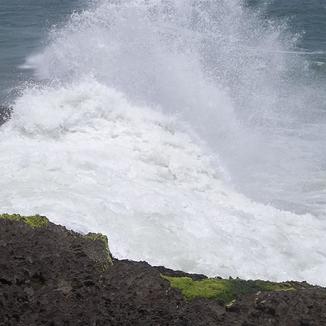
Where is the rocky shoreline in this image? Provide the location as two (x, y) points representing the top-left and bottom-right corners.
(1, 214), (326, 325)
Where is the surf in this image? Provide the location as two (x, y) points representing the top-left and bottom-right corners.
(1, 0), (326, 284)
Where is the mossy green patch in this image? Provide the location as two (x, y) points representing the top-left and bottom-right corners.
(84, 232), (113, 268)
(0, 213), (49, 228)
(162, 275), (297, 304)
(85, 233), (109, 252)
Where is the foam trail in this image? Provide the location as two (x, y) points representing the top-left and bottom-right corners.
(1, 0), (326, 283)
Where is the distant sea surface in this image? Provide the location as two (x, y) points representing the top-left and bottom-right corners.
(0, 0), (86, 102)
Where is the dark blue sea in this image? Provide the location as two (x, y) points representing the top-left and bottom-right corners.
(0, 0), (86, 101)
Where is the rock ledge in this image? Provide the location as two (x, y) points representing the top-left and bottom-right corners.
(1, 214), (325, 326)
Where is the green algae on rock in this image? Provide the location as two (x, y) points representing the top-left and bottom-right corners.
(85, 233), (110, 253)
(0, 213), (113, 269)
(162, 275), (306, 304)
(84, 232), (113, 268)
(1, 214), (326, 325)
(0, 213), (49, 228)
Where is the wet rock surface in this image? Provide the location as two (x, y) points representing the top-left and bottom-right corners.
(0, 106), (12, 126)
(1, 217), (326, 326)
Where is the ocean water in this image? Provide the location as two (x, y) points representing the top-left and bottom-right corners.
(1, 0), (326, 284)
(0, 0), (86, 101)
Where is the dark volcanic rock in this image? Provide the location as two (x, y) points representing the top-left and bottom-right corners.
(0, 217), (224, 326)
(223, 289), (326, 325)
(1, 215), (326, 326)
(154, 265), (208, 281)
(0, 106), (12, 126)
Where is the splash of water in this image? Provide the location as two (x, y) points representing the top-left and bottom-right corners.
(28, 0), (326, 215)
(1, 0), (326, 283)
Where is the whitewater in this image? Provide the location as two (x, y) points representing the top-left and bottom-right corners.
(1, 0), (326, 284)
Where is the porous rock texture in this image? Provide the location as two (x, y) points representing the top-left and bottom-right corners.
(1, 217), (326, 326)
(0, 106), (11, 126)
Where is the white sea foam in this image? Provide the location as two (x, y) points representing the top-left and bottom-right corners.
(1, 0), (326, 283)
(0, 79), (325, 284)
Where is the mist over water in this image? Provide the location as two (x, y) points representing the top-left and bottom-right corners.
(0, 0), (86, 102)
(27, 0), (326, 216)
(1, 0), (326, 283)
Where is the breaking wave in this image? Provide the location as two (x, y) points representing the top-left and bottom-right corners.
(1, 0), (326, 283)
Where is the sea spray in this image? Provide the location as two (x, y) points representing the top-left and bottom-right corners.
(0, 0), (326, 283)
(26, 0), (326, 215)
